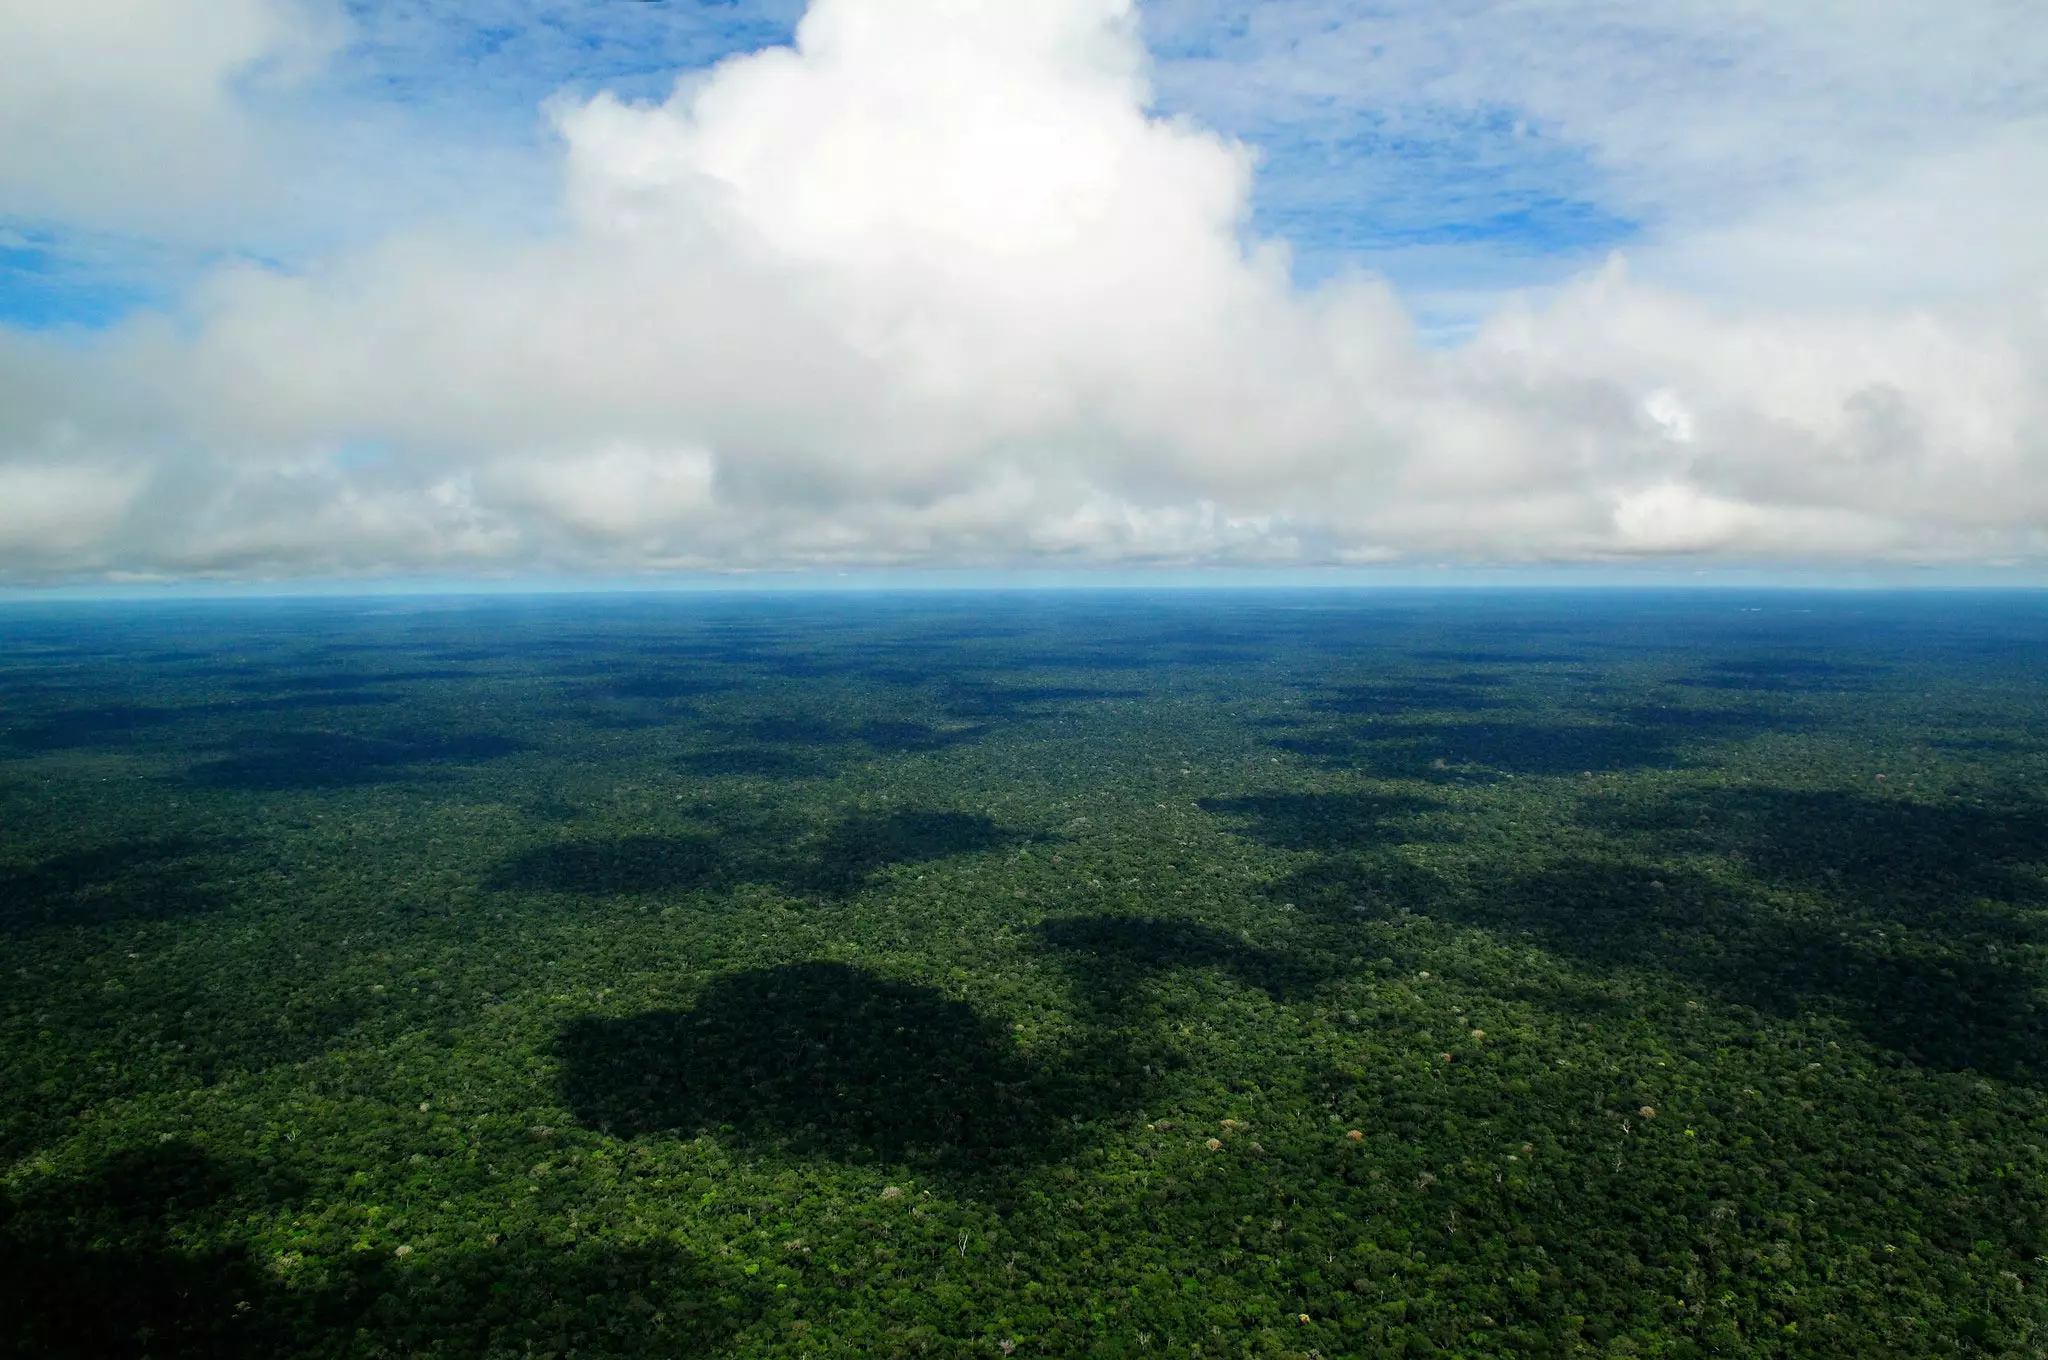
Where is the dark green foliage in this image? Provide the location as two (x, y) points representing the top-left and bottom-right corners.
(6, 703), (186, 752)
(793, 810), (1016, 895)
(0, 837), (229, 933)
(503, 831), (741, 896)
(1199, 792), (1441, 851)
(559, 961), (1130, 1171)
(496, 808), (1019, 900)
(5, 590), (2048, 1358)
(679, 748), (837, 778)
(0, 1143), (752, 1358)
(190, 728), (527, 791)
(1, 1143), (275, 1356)
(1037, 915), (1321, 1004)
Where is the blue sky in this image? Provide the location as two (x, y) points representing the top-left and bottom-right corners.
(0, 227), (154, 329)
(0, 0), (1640, 336)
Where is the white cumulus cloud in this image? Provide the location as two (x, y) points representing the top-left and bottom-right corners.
(1, 0), (2044, 582)
(0, 0), (341, 234)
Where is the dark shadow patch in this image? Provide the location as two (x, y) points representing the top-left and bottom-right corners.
(225, 690), (403, 712)
(493, 809), (1017, 902)
(598, 671), (735, 700)
(1036, 915), (1321, 1005)
(0, 677), (81, 700)
(1314, 682), (1506, 717)
(1678, 657), (1887, 693)
(558, 962), (1134, 1172)
(189, 729), (525, 791)
(1258, 779), (2048, 1080)
(0, 1143), (755, 1358)
(734, 715), (853, 745)
(0, 1142), (278, 1357)
(0, 837), (227, 934)
(783, 810), (1015, 896)
(940, 683), (1147, 720)
(1440, 856), (2048, 1082)
(230, 668), (472, 693)
(1257, 852), (1446, 929)
(5, 704), (182, 753)
(1587, 786), (2048, 908)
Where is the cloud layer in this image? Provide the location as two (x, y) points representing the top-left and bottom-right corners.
(2, 0), (2045, 581)
(0, 0), (338, 235)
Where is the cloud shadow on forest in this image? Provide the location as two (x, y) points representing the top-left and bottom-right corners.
(939, 682), (1147, 721)
(1266, 699), (1808, 779)
(557, 961), (1141, 1175)
(230, 668), (474, 693)
(0, 1142), (753, 1357)
(1586, 785), (2048, 909)
(670, 715), (991, 780)
(1238, 781), (2048, 1082)
(224, 691), (404, 712)
(494, 808), (1023, 902)
(0, 836), (231, 935)
(3, 703), (185, 753)
(188, 729), (528, 791)
(677, 748), (838, 778)
(1675, 657), (1887, 693)
(3, 688), (523, 757)
(1428, 855), (2044, 1082)
(1035, 915), (1324, 1006)
(590, 670), (736, 700)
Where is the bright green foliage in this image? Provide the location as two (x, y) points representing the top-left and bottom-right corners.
(3, 591), (2048, 1357)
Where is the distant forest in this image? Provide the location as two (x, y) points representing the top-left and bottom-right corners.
(3, 591), (2045, 1357)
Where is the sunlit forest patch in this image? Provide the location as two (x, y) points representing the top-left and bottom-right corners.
(3, 591), (2047, 1357)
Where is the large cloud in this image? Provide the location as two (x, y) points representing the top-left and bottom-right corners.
(0, 0), (339, 235)
(2, 0), (2044, 581)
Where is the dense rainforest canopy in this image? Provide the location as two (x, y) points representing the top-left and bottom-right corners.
(2, 591), (2045, 1357)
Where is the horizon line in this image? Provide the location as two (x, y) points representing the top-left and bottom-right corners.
(7, 564), (2048, 605)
